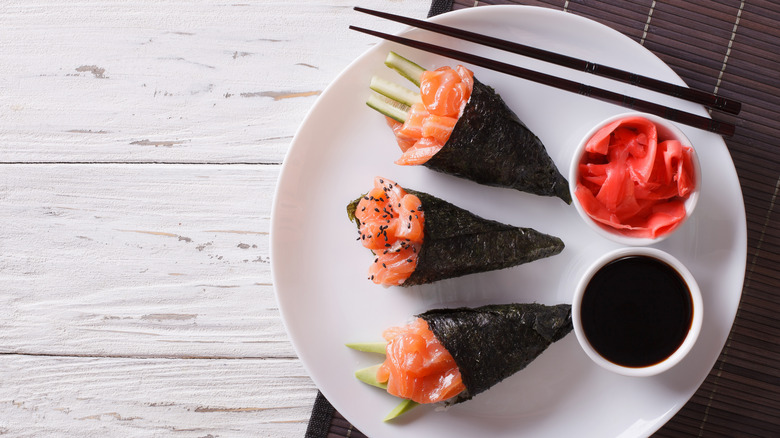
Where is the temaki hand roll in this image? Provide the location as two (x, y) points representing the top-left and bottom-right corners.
(367, 52), (571, 204)
(348, 177), (565, 287)
(347, 302), (573, 420)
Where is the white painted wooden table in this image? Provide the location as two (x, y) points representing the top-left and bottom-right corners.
(0, 1), (429, 435)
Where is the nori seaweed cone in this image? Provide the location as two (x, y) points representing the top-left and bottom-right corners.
(404, 190), (563, 286)
(425, 79), (572, 204)
(347, 188), (564, 286)
(418, 303), (572, 403)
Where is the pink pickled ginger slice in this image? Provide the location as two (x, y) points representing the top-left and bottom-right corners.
(575, 116), (696, 239)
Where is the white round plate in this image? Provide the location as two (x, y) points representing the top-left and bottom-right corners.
(271, 6), (746, 438)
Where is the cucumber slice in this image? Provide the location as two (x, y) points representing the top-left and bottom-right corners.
(385, 51), (426, 87)
(355, 364), (421, 420)
(345, 342), (387, 354)
(370, 76), (421, 107)
(384, 399), (420, 422)
(355, 364), (387, 389)
(366, 93), (409, 123)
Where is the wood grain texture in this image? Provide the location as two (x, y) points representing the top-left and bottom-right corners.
(0, 164), (287, 359)
(0, 0), (431, 436)
(0, 0), (429, 164)
(1, 355), (315, 437)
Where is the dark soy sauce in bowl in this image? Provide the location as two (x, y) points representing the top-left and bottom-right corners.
(580, 255), (693, 368)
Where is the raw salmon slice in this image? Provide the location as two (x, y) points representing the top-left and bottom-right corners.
(389, 66), (474, 166)
(395, 137), (443, 166)
(377, 318), (465, 404)
(354, 178), (424, 286)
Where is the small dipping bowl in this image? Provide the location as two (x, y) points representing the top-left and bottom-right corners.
(569, 112), (701, 246)
(572, 247), (703, 377)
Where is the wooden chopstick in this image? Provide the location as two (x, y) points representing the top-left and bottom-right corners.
(354, 7), (741, 116)
(349, 25), (736, 137)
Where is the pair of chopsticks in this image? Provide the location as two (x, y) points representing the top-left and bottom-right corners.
(351, 7), (738, 137)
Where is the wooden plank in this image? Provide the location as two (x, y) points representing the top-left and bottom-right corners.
(0, 163), (295, 359)
(0, 0), (430, 164)
(0, 355), (317, 437)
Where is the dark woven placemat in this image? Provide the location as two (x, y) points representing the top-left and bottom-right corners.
(307, 1), (780, 436)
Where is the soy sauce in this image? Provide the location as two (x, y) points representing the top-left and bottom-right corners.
(580, 256), (693, 368)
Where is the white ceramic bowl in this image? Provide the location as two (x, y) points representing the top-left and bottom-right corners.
(572, 247), (703, 377)
(569, 112), (701, 246)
